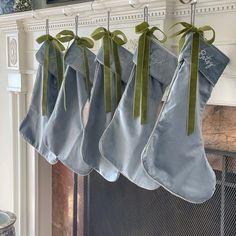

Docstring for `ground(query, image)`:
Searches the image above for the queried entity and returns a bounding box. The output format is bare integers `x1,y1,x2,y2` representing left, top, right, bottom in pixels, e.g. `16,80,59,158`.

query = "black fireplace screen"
84,150,236,236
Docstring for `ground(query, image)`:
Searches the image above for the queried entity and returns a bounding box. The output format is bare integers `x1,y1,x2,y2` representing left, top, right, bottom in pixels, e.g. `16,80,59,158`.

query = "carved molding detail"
173,2,236,17
0,0,236,32
6,33,19,69
22,2,236,32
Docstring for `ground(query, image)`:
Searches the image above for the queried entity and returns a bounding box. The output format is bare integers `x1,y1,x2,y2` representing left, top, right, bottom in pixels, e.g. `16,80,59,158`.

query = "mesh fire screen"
85,150,236,236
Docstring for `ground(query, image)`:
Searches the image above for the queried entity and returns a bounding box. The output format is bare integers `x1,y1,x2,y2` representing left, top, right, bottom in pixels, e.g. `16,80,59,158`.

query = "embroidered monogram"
199,49,215,69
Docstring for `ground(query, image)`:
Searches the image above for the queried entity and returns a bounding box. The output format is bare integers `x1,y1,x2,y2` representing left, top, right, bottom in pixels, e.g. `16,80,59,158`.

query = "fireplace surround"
84,149,236,236
52,105,236,236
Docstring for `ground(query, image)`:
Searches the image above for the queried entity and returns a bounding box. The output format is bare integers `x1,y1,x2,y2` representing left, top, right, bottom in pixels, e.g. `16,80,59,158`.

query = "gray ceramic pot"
0,211,16,236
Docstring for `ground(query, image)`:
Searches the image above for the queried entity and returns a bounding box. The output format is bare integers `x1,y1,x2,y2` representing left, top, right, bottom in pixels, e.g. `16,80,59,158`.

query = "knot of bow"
91,27,128,113
56,30,94,48
36,34,65,116
56,30,94,108
133,21,167,124
169,22,215,135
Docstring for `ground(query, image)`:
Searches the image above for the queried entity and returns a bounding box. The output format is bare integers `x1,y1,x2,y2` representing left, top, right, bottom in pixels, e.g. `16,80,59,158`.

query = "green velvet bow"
56,30,94,102
134,22,167,124
36,34,65,116
91,27,128,113
169,22,215,135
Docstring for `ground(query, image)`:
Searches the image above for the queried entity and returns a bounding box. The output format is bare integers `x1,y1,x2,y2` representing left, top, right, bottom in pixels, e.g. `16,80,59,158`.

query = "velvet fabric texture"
81,45,134,182
43,42,96,175
19,42,62,164
99,38,177,189
142,34,230,203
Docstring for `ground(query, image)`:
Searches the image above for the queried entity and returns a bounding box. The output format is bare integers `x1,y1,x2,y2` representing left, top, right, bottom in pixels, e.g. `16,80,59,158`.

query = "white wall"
0,31,14,211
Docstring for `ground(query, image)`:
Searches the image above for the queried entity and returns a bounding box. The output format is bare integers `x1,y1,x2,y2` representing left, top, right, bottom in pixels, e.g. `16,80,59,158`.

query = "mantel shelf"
0,0,236,32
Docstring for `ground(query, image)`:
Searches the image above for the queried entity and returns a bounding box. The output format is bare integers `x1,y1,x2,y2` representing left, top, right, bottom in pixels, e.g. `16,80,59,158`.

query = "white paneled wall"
0,31,13,212
0,0,235,235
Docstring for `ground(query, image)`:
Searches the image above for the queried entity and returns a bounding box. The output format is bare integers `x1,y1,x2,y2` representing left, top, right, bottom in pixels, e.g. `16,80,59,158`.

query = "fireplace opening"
84,150,236,236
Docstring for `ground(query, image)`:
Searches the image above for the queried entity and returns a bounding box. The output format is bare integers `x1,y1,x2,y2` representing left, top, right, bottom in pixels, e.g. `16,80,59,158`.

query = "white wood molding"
9,93,21,235
9,91,28,236
0,0,236,32
6,21,50,236
6,24,28,236
17,93,28,236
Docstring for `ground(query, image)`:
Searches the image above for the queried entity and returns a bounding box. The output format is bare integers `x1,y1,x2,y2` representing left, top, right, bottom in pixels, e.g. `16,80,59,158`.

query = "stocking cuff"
65,42,96,82
36,41,62,78
133,38,178,86
180,34,230,86
96,44,134,83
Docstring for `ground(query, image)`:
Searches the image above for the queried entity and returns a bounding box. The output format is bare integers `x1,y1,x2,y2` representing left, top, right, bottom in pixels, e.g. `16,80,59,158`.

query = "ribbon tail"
54,46,64,89
188,32,200,135
103,35,112,113
141,35,150,124
179,36,186,54
112,41,122,107
82,46,92,99
134,33,146,119
42,42,50,116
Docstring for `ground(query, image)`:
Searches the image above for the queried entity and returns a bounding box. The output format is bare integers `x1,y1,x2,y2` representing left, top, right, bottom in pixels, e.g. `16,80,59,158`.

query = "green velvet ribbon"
134,22,167,124
56,30,94,103
169,22,215,135
91,27,128,113
36,34,65,116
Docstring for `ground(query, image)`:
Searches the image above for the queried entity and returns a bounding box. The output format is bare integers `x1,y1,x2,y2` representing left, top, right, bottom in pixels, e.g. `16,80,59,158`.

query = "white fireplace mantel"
0,1,236,236
0,0,235,31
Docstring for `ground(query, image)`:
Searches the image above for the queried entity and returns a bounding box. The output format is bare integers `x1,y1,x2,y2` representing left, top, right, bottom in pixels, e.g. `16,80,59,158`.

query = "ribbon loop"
36,34,65,116
56,30,75,43
111,30,128,45
91,27,128,112
36,34,54,44
169,22,215,135
56,30,94,107
91,27,108,40
149,27,168,43
56,30,95,49
135,21,149,34
133,22,167,124
169,22,215,52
